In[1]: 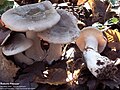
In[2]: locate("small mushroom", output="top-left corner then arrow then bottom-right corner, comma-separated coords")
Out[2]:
2,33 -> 33,56
76,27 -> 116,79
1,1 -> 60,32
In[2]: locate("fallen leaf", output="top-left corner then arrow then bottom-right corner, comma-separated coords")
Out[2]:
14,0 -> 38,5
15,62 -> 46,89
90,0 -> 111,23
35,68 -> 67,85
0,47 -> 19,82
104,29 -> 120,50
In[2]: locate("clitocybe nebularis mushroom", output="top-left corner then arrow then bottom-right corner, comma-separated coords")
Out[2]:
1,1 -> 60,32
37,9 -> 80,44
2,33 -> 33,56
36,9 -> 80,64
76,27 -> 117,79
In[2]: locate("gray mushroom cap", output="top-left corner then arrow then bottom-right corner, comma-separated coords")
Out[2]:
2,33 -> 33,56
37,9 -> 80,44
1,1 -> 60,32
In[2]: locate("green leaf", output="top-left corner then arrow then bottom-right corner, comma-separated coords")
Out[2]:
104,17 -> 119,25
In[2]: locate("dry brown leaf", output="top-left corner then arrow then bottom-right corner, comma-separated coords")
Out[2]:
0,47 -> 19,82
104,29 -> 120,50
104,29 -> 120,42
77,0 -> 87,5
89,0 -> 111,23
35,68 -> 67,85
14,0 -> 38,5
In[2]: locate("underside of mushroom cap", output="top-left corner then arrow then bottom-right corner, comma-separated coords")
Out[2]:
2,33 -> 33,56
37,9 -> 80,44
1,1 -> 60,32
0,29 -> 12,46
76,26 -> 107,53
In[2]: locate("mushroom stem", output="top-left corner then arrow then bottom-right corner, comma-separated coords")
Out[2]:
83,48 -> 116,79
45,43 -> 62,64
26,31 -> 62,64
85,36 -> 98,51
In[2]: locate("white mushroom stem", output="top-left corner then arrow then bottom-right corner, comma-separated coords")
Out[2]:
45,43 -> 62,64
14,53 -> 34,65
84,36 -> 98,52
26,31 -> 62,64
25,31 -> 44,61
82,36 -> 116,79
83,48 -> 113,78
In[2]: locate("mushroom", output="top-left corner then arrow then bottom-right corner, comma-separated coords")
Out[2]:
76,27 -> 116,79
36,9 -> 80,64
2,33 -> 33,56
37,9 -> 80,44
1,1 -> 60,32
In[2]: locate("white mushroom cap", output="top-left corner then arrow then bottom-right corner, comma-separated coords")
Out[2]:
2,33 -> 33,56
37,9 -> 80,44
1,1 -> 60,32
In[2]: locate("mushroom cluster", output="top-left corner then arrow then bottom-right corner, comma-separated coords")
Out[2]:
0,0 -> 118,82
0,1 -> 80,65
